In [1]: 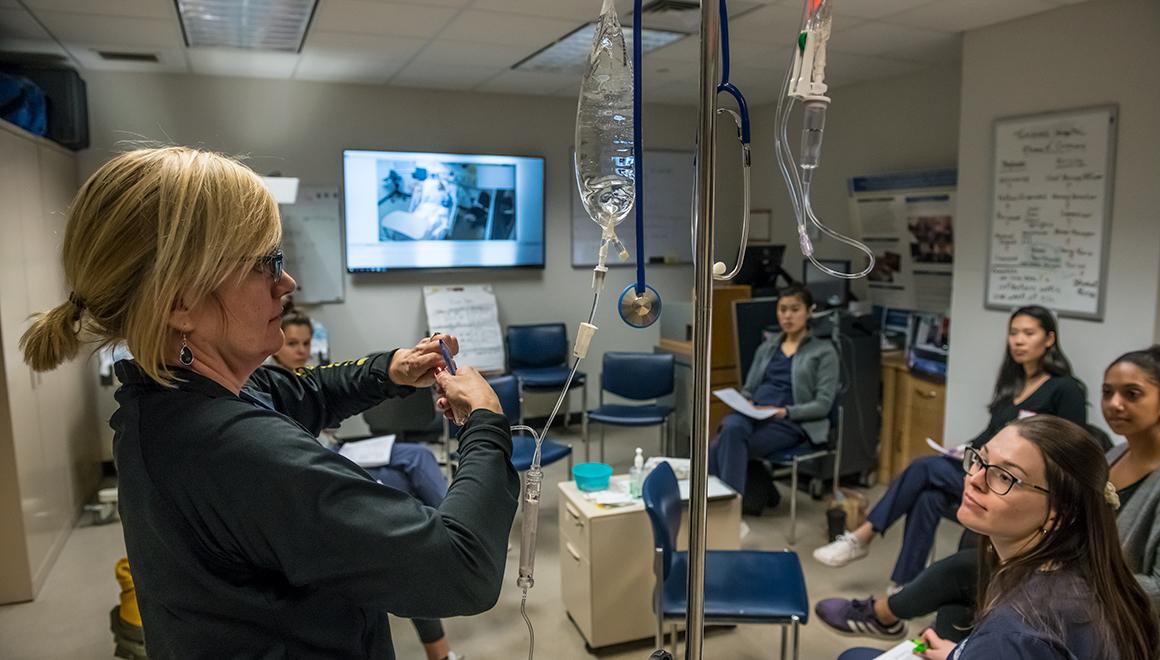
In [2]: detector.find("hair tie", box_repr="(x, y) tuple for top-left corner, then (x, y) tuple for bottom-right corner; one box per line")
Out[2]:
(1104, 481), (1121, 510)
(68, 292), (86, 311)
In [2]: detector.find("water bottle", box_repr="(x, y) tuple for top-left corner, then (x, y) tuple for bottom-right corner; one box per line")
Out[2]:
(629, 447), (645, 498)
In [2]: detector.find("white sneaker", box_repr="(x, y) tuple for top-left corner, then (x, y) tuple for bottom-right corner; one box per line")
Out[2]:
(740, 520), (751, 539)
(813, 532), (869, 567)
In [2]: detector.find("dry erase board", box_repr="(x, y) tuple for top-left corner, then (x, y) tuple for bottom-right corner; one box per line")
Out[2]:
(280, 186), (345, 304)
(571, 149), (694, 267)
(984, 106), (1117, 320)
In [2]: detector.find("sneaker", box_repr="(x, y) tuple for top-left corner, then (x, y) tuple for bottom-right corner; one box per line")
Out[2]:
(813, 531), (869, 567)
(814, 597), (907, 641)
(445, 653), (466, 660)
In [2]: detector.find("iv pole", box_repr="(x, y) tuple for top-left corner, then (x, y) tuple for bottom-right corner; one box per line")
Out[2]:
(686, 0), (719, 657)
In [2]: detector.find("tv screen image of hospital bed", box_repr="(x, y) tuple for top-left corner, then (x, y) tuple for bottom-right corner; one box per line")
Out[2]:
(343, 150), (545, 272)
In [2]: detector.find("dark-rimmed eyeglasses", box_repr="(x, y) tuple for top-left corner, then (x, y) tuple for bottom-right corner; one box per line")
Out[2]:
(962, 447), (1050, 496)
(255, 249), (284, 283)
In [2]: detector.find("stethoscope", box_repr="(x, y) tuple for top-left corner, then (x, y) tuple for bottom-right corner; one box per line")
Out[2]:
(711, 0), (753, 282)
(617, 0), (662, 329)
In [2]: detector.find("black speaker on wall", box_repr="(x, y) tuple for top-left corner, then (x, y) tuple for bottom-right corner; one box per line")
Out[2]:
(0, 63), (88, 151)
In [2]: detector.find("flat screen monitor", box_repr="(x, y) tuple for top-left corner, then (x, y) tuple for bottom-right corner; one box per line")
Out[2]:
(343, 150), (545, 272)
(803, 258), (851, 309)
(907, 312), (950, 379)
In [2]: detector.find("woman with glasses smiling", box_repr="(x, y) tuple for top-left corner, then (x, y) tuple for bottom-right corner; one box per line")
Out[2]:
(19, 147), (519, 659)
(838, 415), (1158, 660)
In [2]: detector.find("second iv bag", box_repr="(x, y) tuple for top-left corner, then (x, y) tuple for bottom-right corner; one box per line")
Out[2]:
(575, 0), (635, 237)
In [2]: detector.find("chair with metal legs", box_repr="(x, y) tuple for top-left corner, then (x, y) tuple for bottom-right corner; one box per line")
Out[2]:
(642, 462), (809, 659)
(585, 352), (675, 463)
(766, 404), (843, 546)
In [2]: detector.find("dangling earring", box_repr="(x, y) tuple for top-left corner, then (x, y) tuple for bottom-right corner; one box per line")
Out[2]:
(180, 333), (194, 366)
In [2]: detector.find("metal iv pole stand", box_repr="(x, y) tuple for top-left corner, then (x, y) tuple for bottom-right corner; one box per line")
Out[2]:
(685, 0), (720, 658)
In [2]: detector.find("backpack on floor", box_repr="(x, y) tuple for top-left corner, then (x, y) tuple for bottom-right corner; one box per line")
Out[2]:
(0, 72), (47, 136)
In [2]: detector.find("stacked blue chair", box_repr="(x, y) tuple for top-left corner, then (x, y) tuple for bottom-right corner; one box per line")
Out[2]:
(505, 323), (587, 434)
(445, 374), (572, 474)
(643, 462), (809, 659)
(586, 351), (675, 463)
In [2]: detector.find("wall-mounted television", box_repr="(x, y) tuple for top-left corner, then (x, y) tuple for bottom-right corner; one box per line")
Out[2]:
(342, 149), (545, 272)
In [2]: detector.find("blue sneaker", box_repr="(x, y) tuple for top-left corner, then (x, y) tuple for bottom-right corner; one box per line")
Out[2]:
(815, 597), (907, 641)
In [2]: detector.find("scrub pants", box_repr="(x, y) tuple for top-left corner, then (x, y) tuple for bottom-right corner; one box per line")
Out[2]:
(365, 443), (450, 645)
(708, 412), (808, 495)
(865, 454), (965, 584)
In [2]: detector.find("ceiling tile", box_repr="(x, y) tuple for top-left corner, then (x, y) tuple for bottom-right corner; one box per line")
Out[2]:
(302, 30), (427, 59)
(730, 3), (861, 42)
(390, 60), (503, 90)
(312, 0), (458, 38)
(33, 11), (182, 48)
(187, 48), (299, 78)
(293, 53), (401, 83)
(646, 35), (700, 63)
(831, 21), (955, 56)
(64, 44), (188, 72)
(471, 0), (596, 22)
(727, 36), (795, 70)
(882, 31), (962, 64)
(438, 10), (581, 47)
(411, 40), (534, 69)
(887, 0), (1060, 32)
(780, 0), (939, 20)
(0, 7), (50, 39)
(22, 0), (174, 19)
(474, 69), (578, 95)
(0, 36), (70, 58)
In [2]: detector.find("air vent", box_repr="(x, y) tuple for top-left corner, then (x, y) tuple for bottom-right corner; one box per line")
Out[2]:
(642, 0), (700, 14)
(97, 51), (160, 63)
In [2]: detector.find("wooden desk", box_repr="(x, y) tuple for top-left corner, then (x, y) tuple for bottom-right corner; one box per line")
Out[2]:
(878, 353), (947, 483)
(558, 475), (741, 648)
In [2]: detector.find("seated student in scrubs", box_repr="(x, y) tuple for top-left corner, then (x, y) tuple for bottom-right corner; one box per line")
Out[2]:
(708, 284), (839, 496)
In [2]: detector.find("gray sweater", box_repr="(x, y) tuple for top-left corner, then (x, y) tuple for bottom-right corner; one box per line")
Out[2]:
(1108, 443), (1160, 606)
(740, 332), (839, 446)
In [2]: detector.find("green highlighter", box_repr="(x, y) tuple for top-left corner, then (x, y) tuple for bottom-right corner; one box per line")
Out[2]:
(912, 639), (929, 654)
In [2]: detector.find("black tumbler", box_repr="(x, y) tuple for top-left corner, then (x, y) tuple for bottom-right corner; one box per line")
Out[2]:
(827, 507), (847, 542)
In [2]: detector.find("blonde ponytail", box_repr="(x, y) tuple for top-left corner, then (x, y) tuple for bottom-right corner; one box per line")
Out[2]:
(20, 297), (84, 372)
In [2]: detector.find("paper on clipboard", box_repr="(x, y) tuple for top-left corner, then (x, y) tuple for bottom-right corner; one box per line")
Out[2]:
(338, 435), (396, 468)
(712, 388), (776, 420)
(872, 639), (923, 659)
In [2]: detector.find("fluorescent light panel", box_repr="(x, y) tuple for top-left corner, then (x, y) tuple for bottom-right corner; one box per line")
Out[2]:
(515, 23), (686, 75)
(177, 0), (319, 52)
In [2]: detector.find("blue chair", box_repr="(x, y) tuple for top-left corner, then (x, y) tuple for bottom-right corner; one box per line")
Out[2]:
(586, 352), (675, 463)
(506, 323), (587, 433)
(643, 462), (809, 659)
(767, 403), (844, 546)
(445, 374), (572, 474)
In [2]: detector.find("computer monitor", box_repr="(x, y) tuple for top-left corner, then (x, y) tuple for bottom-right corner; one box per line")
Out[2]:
(907, 312), (950, 380)
(734, 244), (791, 297)
(803, 259), (851, 309)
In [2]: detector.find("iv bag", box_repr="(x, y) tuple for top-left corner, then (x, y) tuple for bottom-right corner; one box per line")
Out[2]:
(574, 0), (635, 229)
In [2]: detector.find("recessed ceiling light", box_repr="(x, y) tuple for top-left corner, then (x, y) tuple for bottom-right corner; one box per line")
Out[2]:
(514, 22), (686, 75)
(176, 0), (319, 53)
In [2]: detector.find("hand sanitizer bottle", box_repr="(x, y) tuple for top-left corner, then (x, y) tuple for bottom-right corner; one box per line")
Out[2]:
(630, 447), (645, 498)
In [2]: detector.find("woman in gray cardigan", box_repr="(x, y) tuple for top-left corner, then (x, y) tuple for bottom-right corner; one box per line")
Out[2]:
(708, 284), (839, 496)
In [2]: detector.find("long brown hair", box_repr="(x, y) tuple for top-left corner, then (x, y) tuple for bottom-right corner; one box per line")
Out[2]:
(975, 416), (1158, 659)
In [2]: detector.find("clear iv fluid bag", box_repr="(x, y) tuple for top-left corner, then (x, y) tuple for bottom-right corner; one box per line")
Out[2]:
(575, 0), (635, 229)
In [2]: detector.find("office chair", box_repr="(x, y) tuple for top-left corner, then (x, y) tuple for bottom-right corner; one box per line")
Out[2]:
(505, 323), (587, 437)
(643, 462), (809, 659)
(586, 352), (675, 463)
(444, 374), (572, 474)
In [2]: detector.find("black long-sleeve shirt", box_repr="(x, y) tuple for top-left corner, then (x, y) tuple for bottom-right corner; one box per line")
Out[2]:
(111, 353), (520, 659)
(968, 375), (1087, 449)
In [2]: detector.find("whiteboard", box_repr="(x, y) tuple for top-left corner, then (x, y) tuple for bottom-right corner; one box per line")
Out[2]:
(571, 149), (694, 267)
(984, 106), (1117, 320)
(422, 284), (505, 373)
(281, 186), (345, 304)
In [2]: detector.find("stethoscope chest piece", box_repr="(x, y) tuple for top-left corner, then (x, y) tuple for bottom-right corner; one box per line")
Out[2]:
(618, 283), (662, 328)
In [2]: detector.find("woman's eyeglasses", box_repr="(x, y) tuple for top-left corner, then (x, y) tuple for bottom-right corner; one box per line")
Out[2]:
(962, 447), (1050, 496)
(255, 249), (284, 283)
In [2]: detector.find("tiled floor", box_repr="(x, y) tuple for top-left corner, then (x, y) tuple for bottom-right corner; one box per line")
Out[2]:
(0, 426), (963, 659)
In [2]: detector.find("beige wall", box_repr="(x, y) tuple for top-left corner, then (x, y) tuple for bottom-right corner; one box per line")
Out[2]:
(945, 0), (1160, 437)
